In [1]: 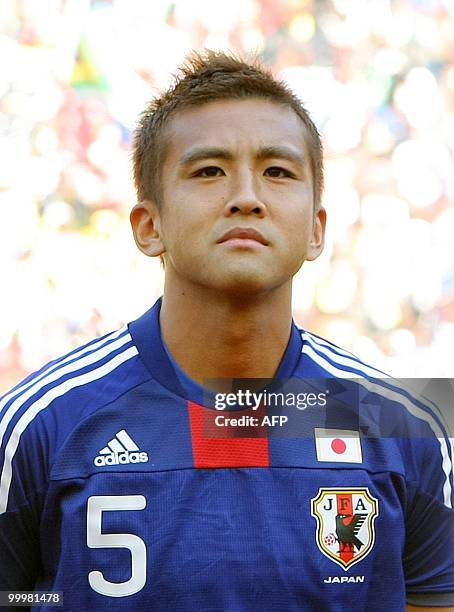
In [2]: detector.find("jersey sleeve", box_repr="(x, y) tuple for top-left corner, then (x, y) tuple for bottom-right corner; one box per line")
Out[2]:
(0, 386), (48, 591)
(403, 429), (454, 607)
(0, 489), (43, 590)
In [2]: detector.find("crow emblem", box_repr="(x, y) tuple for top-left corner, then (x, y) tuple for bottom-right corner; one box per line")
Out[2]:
(335, 512), (367, 553)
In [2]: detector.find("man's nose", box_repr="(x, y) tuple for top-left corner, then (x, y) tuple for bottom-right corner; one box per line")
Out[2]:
(223, 169), (266, 217)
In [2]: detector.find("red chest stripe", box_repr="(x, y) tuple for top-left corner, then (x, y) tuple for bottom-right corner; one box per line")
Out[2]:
(188, 402), (269, 468)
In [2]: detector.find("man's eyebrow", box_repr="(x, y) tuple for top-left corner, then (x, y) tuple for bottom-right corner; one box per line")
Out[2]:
(178, 147), (234, 165)
(256, 145), (305, 163)
(178, 145), (305, 166)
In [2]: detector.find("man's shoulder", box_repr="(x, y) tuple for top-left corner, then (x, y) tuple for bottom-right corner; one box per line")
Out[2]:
(297, 324), (448, 429)
(296, 326), (453, 508)
(297, 326), (438, 412)
(0, 322), (149, 440)
(0, 322), (157, 513)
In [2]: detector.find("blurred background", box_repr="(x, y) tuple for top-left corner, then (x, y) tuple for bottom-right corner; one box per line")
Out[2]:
(1, 0), (454, 394)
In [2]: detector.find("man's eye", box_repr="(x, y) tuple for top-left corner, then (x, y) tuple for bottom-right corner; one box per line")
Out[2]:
(264, 166), (292, 178)
(195, 166), (224, 177)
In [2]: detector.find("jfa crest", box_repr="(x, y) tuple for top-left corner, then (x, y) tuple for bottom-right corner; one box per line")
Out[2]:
(311, 487), (379, 570)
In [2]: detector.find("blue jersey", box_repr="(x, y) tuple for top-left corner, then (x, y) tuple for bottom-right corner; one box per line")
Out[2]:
(0, 298), (453, 611)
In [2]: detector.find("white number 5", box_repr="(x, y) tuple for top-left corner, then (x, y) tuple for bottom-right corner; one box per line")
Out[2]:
(87, 495), (147, 597)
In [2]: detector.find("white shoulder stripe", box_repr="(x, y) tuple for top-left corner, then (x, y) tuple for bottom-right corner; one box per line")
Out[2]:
(0, 325), (128, 415)
(0, 345), (138, 514)
(0, 333), (133, 449)
(302, 331), (387, 378)
(303, 343), (453, 509)
(299, 328), (358, 360)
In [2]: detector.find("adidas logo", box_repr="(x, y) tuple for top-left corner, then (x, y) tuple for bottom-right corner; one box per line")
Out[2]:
(94, 429), (149, 467)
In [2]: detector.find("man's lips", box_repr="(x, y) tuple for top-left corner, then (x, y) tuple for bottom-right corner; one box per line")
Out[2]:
(217, 227), (269, 246)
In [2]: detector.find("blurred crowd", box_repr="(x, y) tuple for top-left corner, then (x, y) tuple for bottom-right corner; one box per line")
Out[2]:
(1, 0), (454, 394)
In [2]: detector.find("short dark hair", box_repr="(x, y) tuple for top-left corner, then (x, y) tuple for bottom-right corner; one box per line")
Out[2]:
(132, 49), (324, 208)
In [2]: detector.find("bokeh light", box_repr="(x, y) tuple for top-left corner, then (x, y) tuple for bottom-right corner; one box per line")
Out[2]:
(1, 0), (454, 392)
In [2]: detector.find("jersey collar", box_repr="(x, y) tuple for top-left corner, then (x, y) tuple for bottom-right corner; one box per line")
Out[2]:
(129, 297), (303, 407)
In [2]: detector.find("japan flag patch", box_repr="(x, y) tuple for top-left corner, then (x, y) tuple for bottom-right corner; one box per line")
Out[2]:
(315, 428), (362, 463)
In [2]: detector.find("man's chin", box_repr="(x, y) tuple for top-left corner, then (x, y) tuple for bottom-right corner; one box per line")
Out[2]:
(209, 269), (285, 299)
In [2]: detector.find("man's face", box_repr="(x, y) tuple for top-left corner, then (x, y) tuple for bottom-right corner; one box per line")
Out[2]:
(151, 98), (325, 296)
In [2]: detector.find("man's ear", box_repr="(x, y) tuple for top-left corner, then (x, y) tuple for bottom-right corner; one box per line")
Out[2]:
(130, 200), (165, 258)
(306, 206), (327, 262)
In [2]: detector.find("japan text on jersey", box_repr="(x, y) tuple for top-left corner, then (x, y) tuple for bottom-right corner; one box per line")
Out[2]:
(0, 298), (453, 611)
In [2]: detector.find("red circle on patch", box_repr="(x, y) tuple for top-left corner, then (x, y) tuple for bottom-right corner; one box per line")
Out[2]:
(331, 438), (346, 454)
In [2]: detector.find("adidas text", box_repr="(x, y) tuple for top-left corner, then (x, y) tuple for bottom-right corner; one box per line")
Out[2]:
(94, 451), (149, 467)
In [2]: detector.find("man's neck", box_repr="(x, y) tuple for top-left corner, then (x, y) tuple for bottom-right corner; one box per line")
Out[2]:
(159, 280), (293, 387)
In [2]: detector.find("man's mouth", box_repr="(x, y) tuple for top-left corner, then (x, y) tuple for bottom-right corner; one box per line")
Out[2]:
(218, 227), (268, 247)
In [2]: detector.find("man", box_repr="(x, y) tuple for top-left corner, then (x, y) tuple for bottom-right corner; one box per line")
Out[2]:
(0, 50), (452, 611)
